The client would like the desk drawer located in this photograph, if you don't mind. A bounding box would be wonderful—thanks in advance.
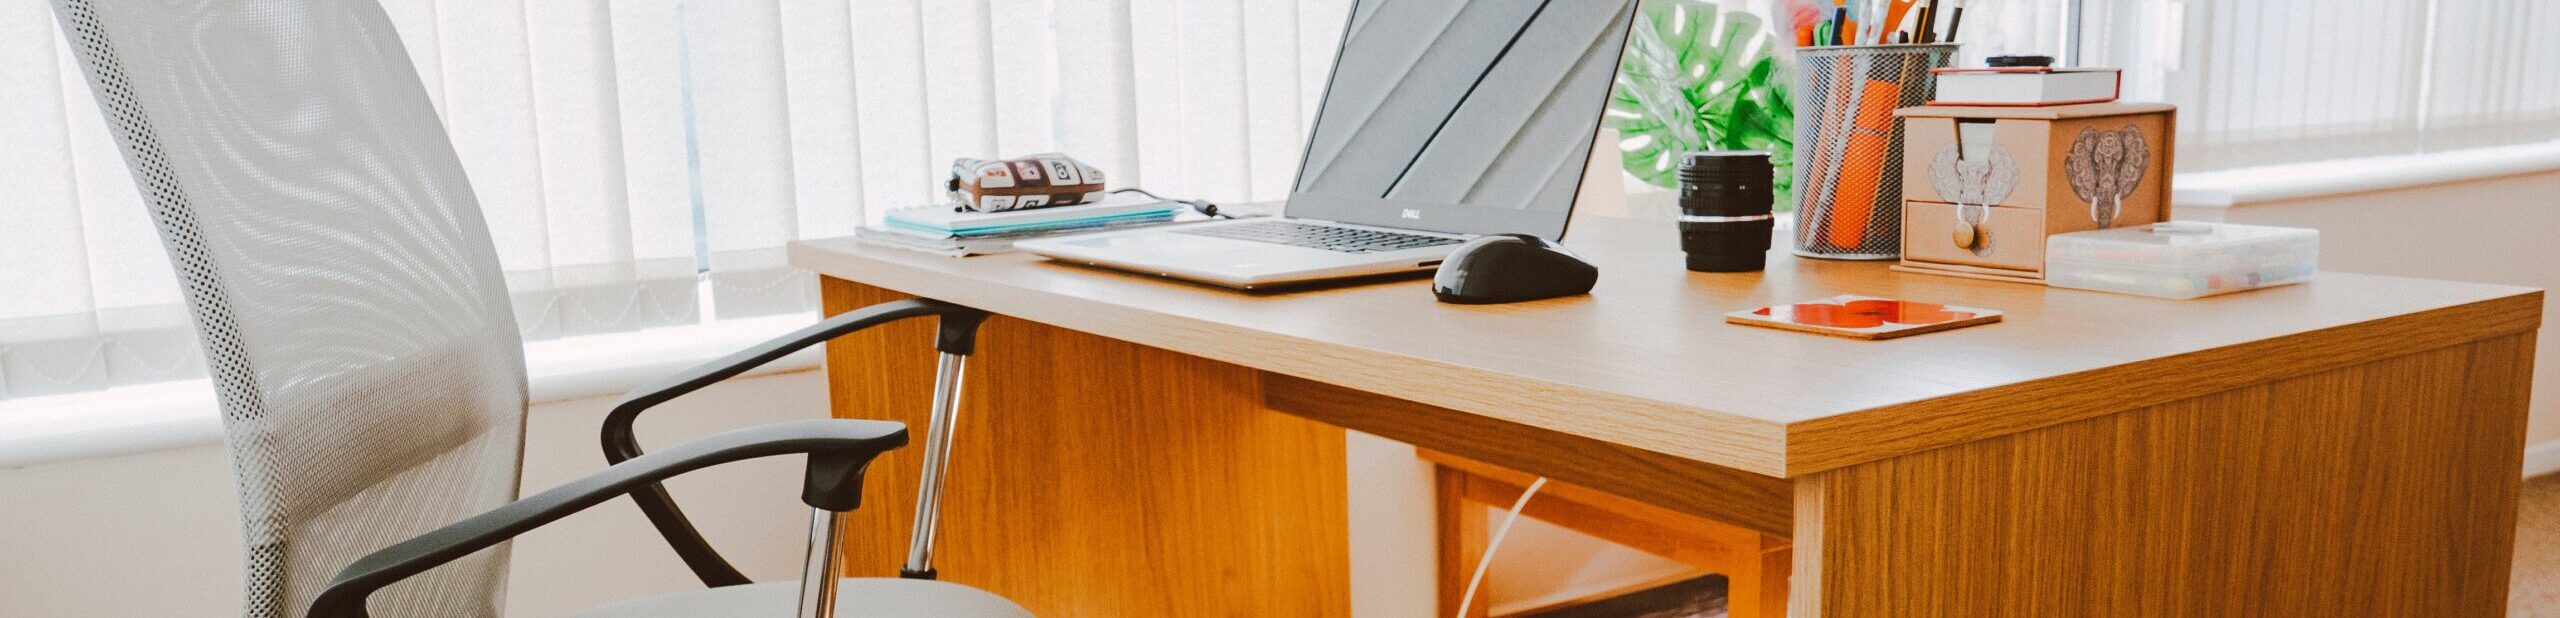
[1903,199,2043,273]
[1900,115,2054,210]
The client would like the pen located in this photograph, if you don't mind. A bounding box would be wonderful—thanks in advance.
[1871,0,1890,44]
[1851,0,1869,45]
[1944,0,1966,44]
[1848,0,1864,45]
[1858,0,1874,45]
[1831,6,1845,45]
[1843,0,1861,45]
[1918,0,1940,43]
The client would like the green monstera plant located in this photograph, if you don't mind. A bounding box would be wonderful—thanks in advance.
[1609,0,1795,210]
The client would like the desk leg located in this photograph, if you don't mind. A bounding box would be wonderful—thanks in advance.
[1434,467,1492,618]
[820,278,1352,616]
[1791,333,2534,616]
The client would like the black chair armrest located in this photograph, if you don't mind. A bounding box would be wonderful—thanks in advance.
[307,419,907,618]
[600,298,990,586]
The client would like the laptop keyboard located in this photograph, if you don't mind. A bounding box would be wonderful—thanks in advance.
[1176,220,1464,254]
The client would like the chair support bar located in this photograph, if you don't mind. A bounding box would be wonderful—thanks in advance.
[600,298,993,588]
[901,352,971,579]
[798,507,847,618]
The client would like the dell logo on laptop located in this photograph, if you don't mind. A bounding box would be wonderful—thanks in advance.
[1400,209,1422,220]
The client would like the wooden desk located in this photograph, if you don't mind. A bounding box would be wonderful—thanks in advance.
[791,216,2540,616]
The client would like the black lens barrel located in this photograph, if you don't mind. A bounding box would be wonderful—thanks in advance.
[1677,151,1775,272]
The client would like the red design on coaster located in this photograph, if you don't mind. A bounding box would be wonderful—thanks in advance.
[1729,295,2001,340]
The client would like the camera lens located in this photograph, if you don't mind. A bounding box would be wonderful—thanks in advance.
[1677,151,1775,272]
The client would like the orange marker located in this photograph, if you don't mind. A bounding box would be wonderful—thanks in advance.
[1884,0,1918,42]
[1822,79,1904,251]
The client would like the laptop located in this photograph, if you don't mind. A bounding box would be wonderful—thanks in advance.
[1019,0,1638,288]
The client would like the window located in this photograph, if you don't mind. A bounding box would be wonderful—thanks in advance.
[0,0,1346,399]
[2084,0,2560,171]
[6,0,2554,401]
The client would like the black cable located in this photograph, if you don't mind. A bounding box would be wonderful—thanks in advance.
[1110,187,1229,219]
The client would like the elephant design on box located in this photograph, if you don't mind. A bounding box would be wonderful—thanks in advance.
[2063,126,2150,228]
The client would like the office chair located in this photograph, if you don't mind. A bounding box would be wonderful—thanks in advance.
[44,0,1027,616]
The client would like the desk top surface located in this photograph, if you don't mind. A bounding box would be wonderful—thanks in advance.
[791,216,2540,477]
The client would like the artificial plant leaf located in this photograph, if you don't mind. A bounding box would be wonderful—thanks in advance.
[1605,0,1794,209]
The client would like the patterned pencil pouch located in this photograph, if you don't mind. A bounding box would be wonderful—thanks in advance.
[946,153,1108,212]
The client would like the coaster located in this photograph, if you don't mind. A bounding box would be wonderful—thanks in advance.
[1725,295,2002,340]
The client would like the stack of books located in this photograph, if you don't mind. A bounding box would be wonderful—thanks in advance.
[855,199,1183,257]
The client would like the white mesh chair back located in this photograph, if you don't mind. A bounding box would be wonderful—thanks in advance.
[47,0,529,616]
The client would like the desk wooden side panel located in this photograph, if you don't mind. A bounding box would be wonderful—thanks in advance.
[821,278,1351,616]
[1792,333,2535,616]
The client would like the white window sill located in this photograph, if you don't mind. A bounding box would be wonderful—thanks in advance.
[0,314,825,469]
[2173,139,2560,210]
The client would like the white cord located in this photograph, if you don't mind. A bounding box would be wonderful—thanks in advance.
[1107,187,1227,218]
[1455,476,1547,618]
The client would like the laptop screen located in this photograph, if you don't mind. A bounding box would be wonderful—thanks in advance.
[1287,0,1637,240]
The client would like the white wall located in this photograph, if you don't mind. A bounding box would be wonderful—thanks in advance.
[0,438,243,616]
[0,370,832,617]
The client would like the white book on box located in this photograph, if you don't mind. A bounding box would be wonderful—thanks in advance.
[1929,68,2122,107]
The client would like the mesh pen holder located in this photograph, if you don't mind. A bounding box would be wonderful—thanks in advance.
[1789,44,1956,259]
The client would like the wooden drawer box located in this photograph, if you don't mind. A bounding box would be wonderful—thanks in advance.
[1890,102,2176,281]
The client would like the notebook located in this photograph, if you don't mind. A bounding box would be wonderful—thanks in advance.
[856,211,1180,257]
[883,199,1183,235]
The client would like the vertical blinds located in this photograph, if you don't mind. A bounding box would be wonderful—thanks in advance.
[2,0,198,400]
[2086,0,2560,171]
[0,0,1349,399]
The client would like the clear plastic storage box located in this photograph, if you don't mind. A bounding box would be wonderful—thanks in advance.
[2045,222,2319,299]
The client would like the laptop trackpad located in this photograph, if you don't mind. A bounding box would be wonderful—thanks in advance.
[1066,232,1334,269]
[1064,233,1239,256]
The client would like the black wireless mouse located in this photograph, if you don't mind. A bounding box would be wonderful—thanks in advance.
[1432,234,1599,304]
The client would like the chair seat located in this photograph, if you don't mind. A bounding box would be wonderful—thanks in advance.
[575,578,1030,617]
